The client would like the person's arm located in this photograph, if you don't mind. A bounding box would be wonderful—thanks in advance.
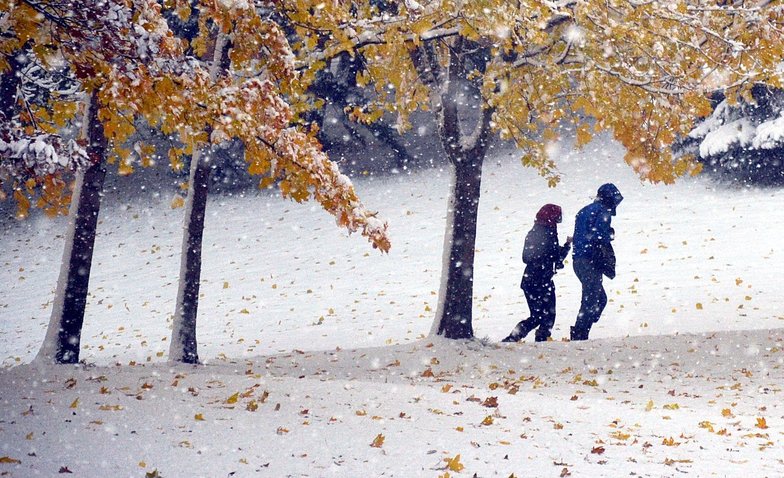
[593,210,613,246]
[559,235,572,261]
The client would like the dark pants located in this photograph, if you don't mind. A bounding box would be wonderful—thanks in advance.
[507,279,556,342]
[571,257,607,340]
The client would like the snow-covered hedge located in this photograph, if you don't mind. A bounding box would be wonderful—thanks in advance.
[685,85,784,185]
[0,133,89,180]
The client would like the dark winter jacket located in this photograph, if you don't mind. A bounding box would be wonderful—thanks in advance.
[522,223,570,285]
[573,183,623,278]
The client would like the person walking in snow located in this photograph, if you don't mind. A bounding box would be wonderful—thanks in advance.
[502,204,571,343]
[570,183,624,341]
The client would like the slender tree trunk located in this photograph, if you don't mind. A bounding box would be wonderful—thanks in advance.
[36,91,107,364]
[425,36,495,340]
[169,150,210,363]
[169,33,229,363]
[432,154,483,338]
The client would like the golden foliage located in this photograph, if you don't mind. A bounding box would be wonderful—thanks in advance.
[285,0,784,184]
[1,1,389,251]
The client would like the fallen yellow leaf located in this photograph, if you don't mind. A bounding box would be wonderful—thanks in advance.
[370,433,385,448]
[699,421,715,433]
[662,437,679,446]
[170,195,185,209]
[445,454,464,472]
[611,430,630,440]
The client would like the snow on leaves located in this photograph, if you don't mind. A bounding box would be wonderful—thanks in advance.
[286,0,784,184]
[2,1,389,252]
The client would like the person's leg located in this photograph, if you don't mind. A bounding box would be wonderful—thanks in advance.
[571,258,603,340]
[592,282,607,324]
[502,281,540,342]
[534,281,556,342]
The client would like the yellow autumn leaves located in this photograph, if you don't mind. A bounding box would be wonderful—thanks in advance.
[287,0,784,186]
[1,1,390,251]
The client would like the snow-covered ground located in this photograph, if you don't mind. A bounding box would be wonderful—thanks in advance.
[1,138,783,477]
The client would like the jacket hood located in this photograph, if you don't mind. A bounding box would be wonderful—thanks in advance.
[535,204,562,227]
[596,183,623,214]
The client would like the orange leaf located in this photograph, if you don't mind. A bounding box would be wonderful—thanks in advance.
[370,433,385,448]
[170,195,185,209]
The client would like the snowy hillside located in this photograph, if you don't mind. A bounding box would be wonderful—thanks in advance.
[2,139,783,365]
[1,138,784,477]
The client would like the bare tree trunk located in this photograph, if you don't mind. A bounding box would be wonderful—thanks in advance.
[426,37,495,340]
[432,154,483,338]
[169,150,210,363]
[36,91,107,364]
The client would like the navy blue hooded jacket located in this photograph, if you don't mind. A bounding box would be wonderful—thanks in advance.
[573,183,623,263]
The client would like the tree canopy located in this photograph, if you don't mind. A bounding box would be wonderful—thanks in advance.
[285,0,783,183]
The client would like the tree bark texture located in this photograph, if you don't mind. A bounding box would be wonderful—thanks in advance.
[435,156,483,338]
[425,36,494,340]
[170,151,210,363]
[169,33,230,363]
[37,90,107,364]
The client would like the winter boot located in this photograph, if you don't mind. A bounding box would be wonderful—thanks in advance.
[534,330,551,342]
[570,326,588,341]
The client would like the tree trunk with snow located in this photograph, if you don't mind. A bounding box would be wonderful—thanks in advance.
[36,91,107,364]
[432,154,484,339]
[169,150,210,363]
[424,37,494,340]
[169,34,229,363]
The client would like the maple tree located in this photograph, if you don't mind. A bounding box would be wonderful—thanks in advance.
[153,1,390,363]
[284,0,784,338]
[5,0,185,364]
[2,0,389,364]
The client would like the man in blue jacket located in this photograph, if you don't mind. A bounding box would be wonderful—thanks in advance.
[570,183,623,341]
